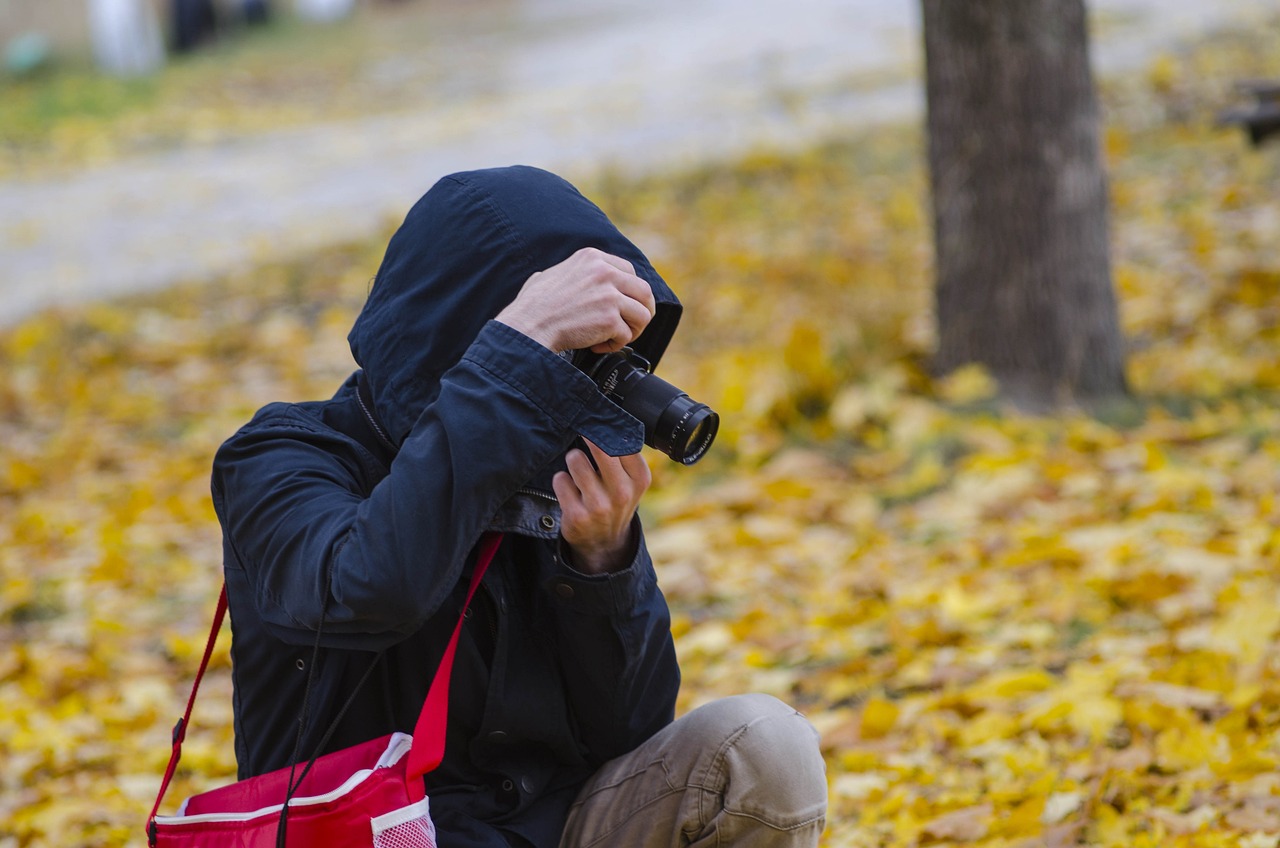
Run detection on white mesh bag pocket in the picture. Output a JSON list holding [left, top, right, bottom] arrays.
[[371, 797, 437, 848]]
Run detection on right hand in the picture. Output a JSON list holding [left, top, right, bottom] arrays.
[[495, 248, 656, 353], [554, 438, 651, 575]]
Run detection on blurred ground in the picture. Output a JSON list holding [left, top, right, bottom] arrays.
[[0, 0, 1275, 326]]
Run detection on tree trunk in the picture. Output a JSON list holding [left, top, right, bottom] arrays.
[[922, 0, 1127, 408]]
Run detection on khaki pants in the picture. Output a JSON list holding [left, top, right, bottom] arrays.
[[560, 694, 828, 847]]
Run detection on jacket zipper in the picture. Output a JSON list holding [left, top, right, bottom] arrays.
[[517, 486, 558, 504]]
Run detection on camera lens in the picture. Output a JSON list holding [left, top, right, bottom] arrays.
[[584, 352, 718, 464], [653, 395, 719, 465]]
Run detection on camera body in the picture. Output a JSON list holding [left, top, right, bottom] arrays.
[[568, 347, 718, 465]]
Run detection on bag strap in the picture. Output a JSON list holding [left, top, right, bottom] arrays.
[[148, 532, 504, 827], [408, 530, 503, 780], [148, 584, 228, 831]]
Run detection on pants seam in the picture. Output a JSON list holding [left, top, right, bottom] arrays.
[[576, 786, 686, 848], [695, 720, 752, 828], [721, 808, 828, 832], [699, 709, 822, 833], [568, 757, 674, 807]]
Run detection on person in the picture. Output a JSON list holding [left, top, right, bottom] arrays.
[[89, 0, 165, 76], [211, 165, 828, 847], [170, 0, 216, 52]]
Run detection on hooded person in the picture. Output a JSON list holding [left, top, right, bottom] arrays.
[[211, 166, 828, 847]]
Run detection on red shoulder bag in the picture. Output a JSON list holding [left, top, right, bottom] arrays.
[[148, 533, 503, 847]]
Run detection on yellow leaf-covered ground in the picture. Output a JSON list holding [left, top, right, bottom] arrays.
[[3, 18, 1280, 848]]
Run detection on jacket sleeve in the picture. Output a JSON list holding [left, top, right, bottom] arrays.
[[212, 321, 644, 651], [539, 522, 681, 762]]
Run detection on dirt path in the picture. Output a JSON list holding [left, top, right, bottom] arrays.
[[0, 0, 1270, 325]]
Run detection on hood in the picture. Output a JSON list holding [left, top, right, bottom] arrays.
[[348, 165, 682, 447]]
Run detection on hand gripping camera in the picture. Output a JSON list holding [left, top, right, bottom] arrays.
[[569, 347, 719, 465]]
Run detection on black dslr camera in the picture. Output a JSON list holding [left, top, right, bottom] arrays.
[[568, 348, 719, 465]]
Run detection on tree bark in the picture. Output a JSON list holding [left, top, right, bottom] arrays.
[[922, 0, 1127, 408]]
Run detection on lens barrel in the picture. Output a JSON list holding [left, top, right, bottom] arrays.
[[622, 371, 719, 465], [581, 350, 719, 464]]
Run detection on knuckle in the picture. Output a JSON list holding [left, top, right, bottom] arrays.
[[585, 269, 613, 292]]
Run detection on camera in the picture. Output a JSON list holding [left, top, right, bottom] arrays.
[[568, 347, 719, 465]]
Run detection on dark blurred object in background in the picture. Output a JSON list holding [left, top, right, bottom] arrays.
[[171, 1, 273, 54], [241, 0, 272, 26], [171, 0, 216, 52], [1219, 80, 1280, 147]]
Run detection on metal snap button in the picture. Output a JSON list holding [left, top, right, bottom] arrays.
[[295, 659, 305, 671], [555, 582, 575, 599], [501, 779, 515, 793], [521, 776, 536, 793], [539, 514, 556, 531]]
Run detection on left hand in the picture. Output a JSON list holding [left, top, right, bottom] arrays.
[[553, 438, 651, 574]]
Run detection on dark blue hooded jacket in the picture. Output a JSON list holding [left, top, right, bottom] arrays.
[[211, 166, 683, 848]]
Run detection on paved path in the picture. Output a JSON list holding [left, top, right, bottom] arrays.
[[0, 0, 1271, 325]]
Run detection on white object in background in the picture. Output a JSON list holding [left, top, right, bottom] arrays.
[[294, 0, 355, 22], [87, 0, 165, 76]]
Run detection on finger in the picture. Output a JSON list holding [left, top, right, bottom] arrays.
[[552, 470, 591, 546], [589, 319, 634, 353], [585, 439, 649, 505], [583, 438, 628, 493], [615, 274, 656, 319], [594, 251, 636, 277], [590, 336, 628, 354], [618, 451, 651, 490], [564, 447, 607, 509], [552, 469, 584, 513], [617, 296, 652, 340]]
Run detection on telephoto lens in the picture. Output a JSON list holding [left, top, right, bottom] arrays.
[[573, 349, 719, 465]]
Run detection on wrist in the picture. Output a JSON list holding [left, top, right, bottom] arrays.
[[565, 544, 625, 575], [562, 526, 637, 576], [495, 307, 559, 351]]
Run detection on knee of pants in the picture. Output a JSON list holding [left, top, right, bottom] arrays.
[[695, 694, 828, 830]]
